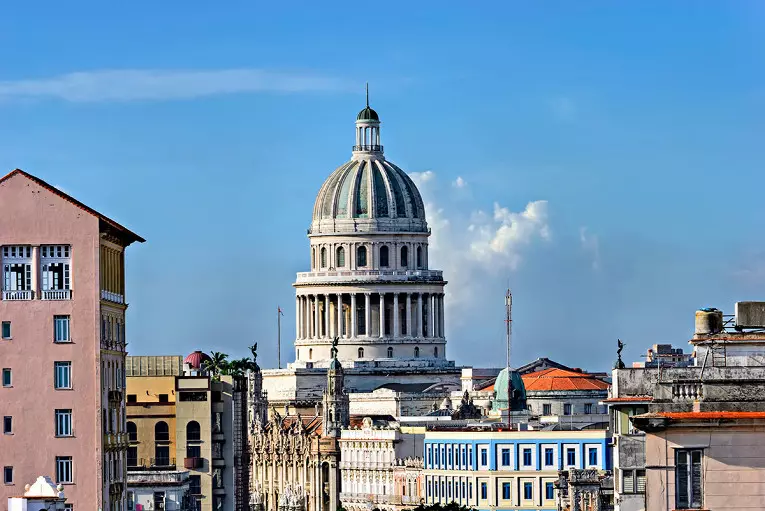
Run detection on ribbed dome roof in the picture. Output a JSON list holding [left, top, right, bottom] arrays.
[[184, 350, 211, 369], [311, 157, 428, 233], [357, 106, 379, 121]]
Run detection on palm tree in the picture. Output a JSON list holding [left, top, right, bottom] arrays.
[[203, 352, 229, 381]]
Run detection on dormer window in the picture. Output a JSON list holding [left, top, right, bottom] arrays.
[[2, 246, 32, 301], [41, 245, 71, 300]]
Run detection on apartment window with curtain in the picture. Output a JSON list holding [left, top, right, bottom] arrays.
[[54, 316, 71, 343], [676, 449, 703, 509]]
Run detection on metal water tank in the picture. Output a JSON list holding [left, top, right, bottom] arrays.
[[695, 308, 723, 334]]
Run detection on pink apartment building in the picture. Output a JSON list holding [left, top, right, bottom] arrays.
[[0, 169, 144, 511]]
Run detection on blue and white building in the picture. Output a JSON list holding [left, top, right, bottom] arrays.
[[422, 428, 610, 510]]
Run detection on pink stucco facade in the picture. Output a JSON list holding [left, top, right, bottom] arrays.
[[0, 170, 143, 511]]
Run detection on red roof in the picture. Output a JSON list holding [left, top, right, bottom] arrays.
[[603, 396, 653, 403], [521, 368, 609, 391], [0, 168, 145, 244], [661, 411, 765, 420], [184, 351, 211, 369]]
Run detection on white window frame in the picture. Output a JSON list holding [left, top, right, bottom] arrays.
[[2, 245, 32, 294], [541, 444, 557, 469], [563, 444, 579, 468], [54, 362, 72, 389], [40, 245, 71, 291], [55, 456, 73, 484], [519, 443, 536, 469], [55, 409, 73, 437], [54, 315, 71, 343], [478, 445, 489, 470]]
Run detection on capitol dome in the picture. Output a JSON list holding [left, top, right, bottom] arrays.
[[310, 99, 428, 234]]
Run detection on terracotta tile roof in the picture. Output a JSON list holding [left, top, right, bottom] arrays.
[[521, 368, 610, 391], [602, 396, 653, 403], [0, 168, 145, 244], [661, 411, 765, 420]]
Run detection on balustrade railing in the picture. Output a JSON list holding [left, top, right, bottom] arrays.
[[672, 382, 703, 400], [42, 289, 71, 300], [2, 290, 33, 300], [352, 144, 384, 152], [101, 290, 125, 304], [296, 269, 443, 282]]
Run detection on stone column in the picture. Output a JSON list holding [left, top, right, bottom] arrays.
[[417, 294, 423, 338], [329, 461, 338, 511], [337, 293, 343, 339], [365, 293, 371, 337], [405, 293, 412, 337], [324, 295, 330, 338], [379, 293, 385, 338], [305, 296, 311, 339], [393, 293, 399, 339], [296, 295, 301, 340], [430, 294, 436, 338], [351, 293, 357, 337], [314, 295, 320, 339], [440, 294, 446, 338]]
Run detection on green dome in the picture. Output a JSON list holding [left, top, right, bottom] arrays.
[[357, 106, 379, 121], [493, 368, 527, 412]]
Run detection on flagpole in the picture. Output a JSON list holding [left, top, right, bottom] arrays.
[[277, 306, 282, 369]]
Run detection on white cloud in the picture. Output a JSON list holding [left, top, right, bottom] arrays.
[[411, 171, 551, 324], [452, 176, 467, 188], [0, 69, 352, 103], [549, 96, 577, 122], [580, 227, 601, 271]]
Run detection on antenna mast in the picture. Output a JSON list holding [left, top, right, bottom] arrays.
[[505, 288, 513, 426], [277, 306, 283, 369]]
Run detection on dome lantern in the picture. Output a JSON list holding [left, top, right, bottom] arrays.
[[353, 83, 382, 155]]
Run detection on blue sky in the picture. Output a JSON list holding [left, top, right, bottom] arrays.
[[1, 2, 763, 371]]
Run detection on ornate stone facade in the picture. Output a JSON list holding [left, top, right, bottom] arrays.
[[250, 353, 349, 511]]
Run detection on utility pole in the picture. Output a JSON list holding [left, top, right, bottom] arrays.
[[277, 306, 283, 369], [505, 288, 512, 427]]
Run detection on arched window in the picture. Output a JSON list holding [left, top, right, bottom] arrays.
[[320, 247, 327, 268], [387, 347, 393, 358], [187, 420, 201, 442], [336, 246, 345, 267], [127, 421, 137, 442], [380, 246, 389, 267], [414, 347, 420, 358], [401, 246, 409, 267], [309, 348, 313, 360], [311, 248, 316, 270], [358, 347, 364, 359], [416, 246, 423, 268], [154, 421, 169, 442], [434, 346, 439, 358], [357, 246, 367, 267]]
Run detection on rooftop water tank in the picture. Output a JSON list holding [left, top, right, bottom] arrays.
[[695, 308, 723, 335]]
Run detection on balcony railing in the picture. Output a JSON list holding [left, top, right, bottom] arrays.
[[352, 144, 383, 152], [150, 457, 176, 469], [42, 289, 71, 300], [184, 457, 203, 469], [101, 290, 125, 304], [672, 382, 703, 401], [2, 290, 33, 301], [296, 269, 444, 284]]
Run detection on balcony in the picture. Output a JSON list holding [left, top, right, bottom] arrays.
[[151, 457, 176, 469], [101, 290, 125, 304], [104, 432, 131, 451], [42, 289, 71, 300], [184, 457, 203, 469], [127, 470, 190, 485], [295, 269, 444, 284], [2, 290, 33, 301]]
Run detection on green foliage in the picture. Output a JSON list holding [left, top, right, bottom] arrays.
[[202, 352, 229, 381]]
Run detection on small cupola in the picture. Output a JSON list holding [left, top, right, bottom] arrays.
[[353, 84, 382, 154]]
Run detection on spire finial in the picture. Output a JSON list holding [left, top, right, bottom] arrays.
[[365, 82, 369, 108]]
